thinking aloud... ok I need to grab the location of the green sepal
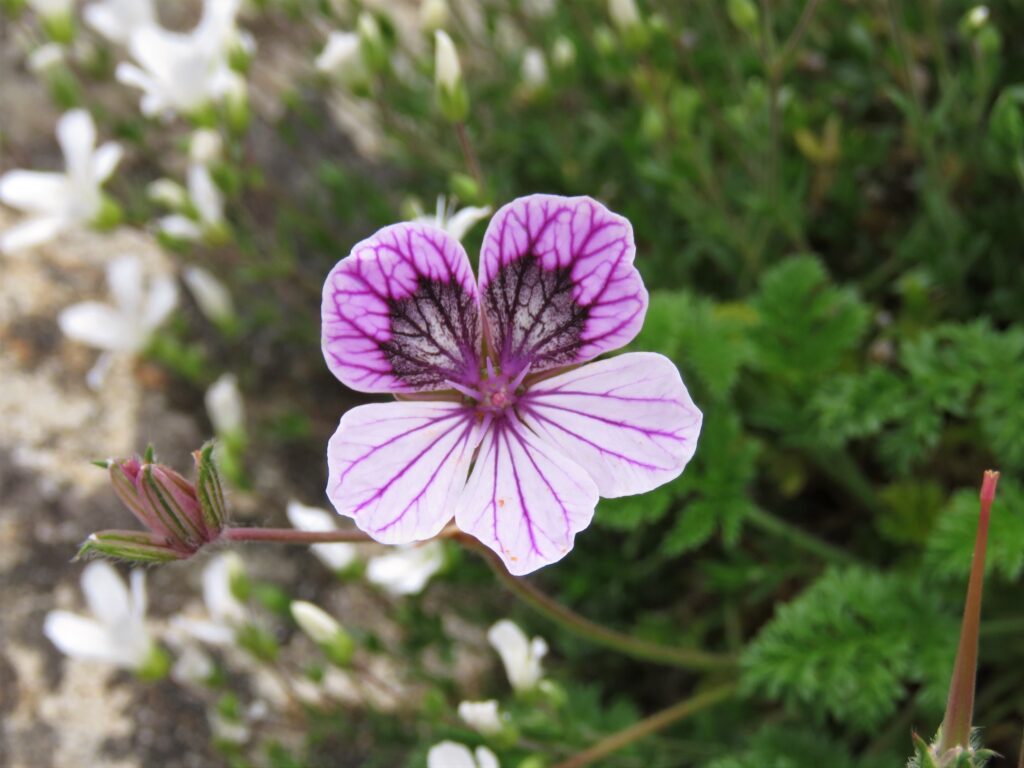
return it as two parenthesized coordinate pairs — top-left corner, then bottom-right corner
(194, 442), (228, 532)
(75, 530), (185, 564)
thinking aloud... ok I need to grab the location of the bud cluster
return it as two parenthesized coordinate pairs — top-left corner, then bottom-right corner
(78, 444), (229, 563)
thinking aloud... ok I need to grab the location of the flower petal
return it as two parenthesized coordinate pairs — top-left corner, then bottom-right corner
(365, 542), (444, 595)
(322, 223), (481, 393)
(58, 301), (140, 351)
(92, 141), (123, 184)
(286, 500), (359, 571)
(142, 274), (179, 330)
(57, 109), (97, 182)
(202, 553), (247, 627)
(0, 170), (68, 213)
(520, 352), (702, 497)
(0, 216), (66, 253)
(81, 561), (131, 628)
(187, 164), (223, 226)
(478, 194), (647, 377)
(456, 417), (599, 575)
(487, 619), (546, 691)
(327, 401), (479, 543)
(427, 742), (478, 768)
(106, 255), (144, 313)
(44, 611), (123, 665)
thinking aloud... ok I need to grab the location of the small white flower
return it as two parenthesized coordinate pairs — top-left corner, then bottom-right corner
(189, 129), (223, 165)
(315, 30), (366, 86)
(286, 500), (360, 572)
(520, 48), (548, 90)
(44, 561), (154, 670)
(413, 196), (491, 242)
(487, 619), (547, 693)
(0, 109), (122, 254)
(116, 0), (247, 119)
(59, 254), (178, 353)
(84, 0), (156, 45)
(419, 0), (449, 32)
(158, 164), (225, 241)
(366, 541), (444, 596)
(291, 601), (342, 645)
(609, 0), (642, 30)
(172, 552), (248, 646)
(434, 29), (461, 92)
(457, 700), (503, 736)
(183, 265), (234, 324)
(205, 373), (245, 436)
(427, 742), (500, 768)
(28, 42), (66, 73)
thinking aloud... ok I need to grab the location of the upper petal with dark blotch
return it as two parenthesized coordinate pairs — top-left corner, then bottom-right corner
(478, 194), (647, 376)
(327, 401), (481, 543)
(322, 223), (482, 393)
(455, 416), (599, 575)
(519, 352), (702, 498)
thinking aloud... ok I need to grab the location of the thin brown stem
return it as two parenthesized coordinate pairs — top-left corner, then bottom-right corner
(455, 122), (483, 188)
(776, 0), (823, 73)
(552, 684), (738, 768)
(462, 535), (736, 671)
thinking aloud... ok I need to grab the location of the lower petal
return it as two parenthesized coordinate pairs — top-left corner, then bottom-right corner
(0, 170), (67, 213)
(327, 401), (480, 544)
(519, 352), (702, 497)
(456, 418), (598, 575)
(58, 301), (140, 351)
(43, 612), (124, 666)
(0, 216), (66, 253)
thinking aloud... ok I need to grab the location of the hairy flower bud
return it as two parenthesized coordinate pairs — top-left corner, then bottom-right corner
(434, 30), (468, 122)
(80, 443), (228, 563)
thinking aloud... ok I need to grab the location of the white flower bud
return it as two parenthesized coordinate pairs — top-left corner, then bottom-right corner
(552, 36), (576, 68)
(608, 0), (642, 30)
(434, 29), (461, 92)
(457, 700), (503, 736)
(419, 0), (449, 32)
(967, 5), (989, 28)
(205, 373), (245, 436)
(291, 601), (342, 645)
(183, 266), (234, 324)
(147, 178), (188, 209)
(521, 48), (548, 89)
(28, 42), (66, 73)
(189, 129), (223, 165)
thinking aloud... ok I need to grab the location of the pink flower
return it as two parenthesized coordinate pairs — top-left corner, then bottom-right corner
(322, 194), (702, 575)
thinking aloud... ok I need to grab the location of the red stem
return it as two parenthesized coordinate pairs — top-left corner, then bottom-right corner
(939, 470), (1000, 750)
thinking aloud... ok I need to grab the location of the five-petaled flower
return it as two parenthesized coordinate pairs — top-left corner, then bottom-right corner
(322, 194), (702, 575)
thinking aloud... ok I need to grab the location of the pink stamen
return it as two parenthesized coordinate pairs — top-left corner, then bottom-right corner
(445, 379), (483, 400)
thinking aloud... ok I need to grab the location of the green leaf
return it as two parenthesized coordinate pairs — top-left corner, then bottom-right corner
(741, 567), (956, 732)
(750, 256), (870, 384)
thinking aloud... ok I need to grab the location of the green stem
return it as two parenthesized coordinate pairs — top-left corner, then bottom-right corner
(745, 505), (859, 566)
(551, 684), (738, 768)
(466, 537), (736, 671)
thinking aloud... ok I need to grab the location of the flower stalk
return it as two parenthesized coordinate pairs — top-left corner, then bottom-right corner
(552, 683), (737, 768)
(938, 470), (1000, 752)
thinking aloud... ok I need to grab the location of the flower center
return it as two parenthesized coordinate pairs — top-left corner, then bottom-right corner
(446, 361), (531, 416)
